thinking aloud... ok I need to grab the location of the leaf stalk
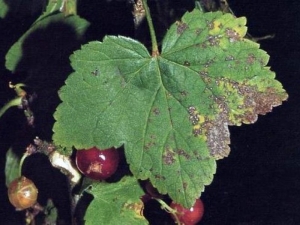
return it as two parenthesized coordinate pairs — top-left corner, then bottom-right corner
(141, 0), (159, 56)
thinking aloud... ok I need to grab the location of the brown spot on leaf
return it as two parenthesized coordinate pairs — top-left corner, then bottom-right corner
(225, 28), (241, 42)
(204, 58), (215, 68)
(225, 55), (235, 61)
(188, 106), (196, 114)
(144, 141), (156, 151)
(152, 107), (160, 115)
(243, 111), (258, 123)
(199, 70), (209, 77)
(183, 182), (188, 190)
(163, 148), (176, 165)
(155, 174), (166, 180)
(176, 149), (190, 160)
(188, 99), (230, 159)
(193, 151), (204, 161)
(193, 128), (202, 137)
(91, 68), (99, 76)
(189, 115), (199, 125)
(206, 112), (231, 159)
(254, 87), (288, 115)
(230, 81), (286, 124)
(176, 21), (188, 34)
(207, 35), (220, 46)
(184, 61), (190, 66)
(206, 20), (214, 30)
(246, 53), (256, 64)
(195, 28), (203, 35)
(180, 91), (188, 97)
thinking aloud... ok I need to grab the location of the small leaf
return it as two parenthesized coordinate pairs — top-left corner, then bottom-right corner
(0, 0), (8, 18)
(36, 0), (65, 20)
(53, 9), (287, 207)
(84, 176), (148, 225)
(5, 147), (20, 187)
(44, 199), (58, 225)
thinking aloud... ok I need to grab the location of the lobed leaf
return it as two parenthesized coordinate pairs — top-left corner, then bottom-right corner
(53, 9), (287, 207)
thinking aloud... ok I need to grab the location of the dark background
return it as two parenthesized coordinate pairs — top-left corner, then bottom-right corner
(0, 0), (299, 224)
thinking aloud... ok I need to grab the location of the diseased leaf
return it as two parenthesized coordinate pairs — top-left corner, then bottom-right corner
(53, 9), (287, 207)
(160, 10), (288, 158)
(84, 176), (147, 225)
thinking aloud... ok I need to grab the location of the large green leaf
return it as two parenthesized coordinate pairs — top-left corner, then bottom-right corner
(53, 9), (287, 207)
(84, 176), (147, 225)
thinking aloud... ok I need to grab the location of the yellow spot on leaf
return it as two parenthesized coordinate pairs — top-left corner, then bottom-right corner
(209, 20), (222, 35)
(123, 201), (144, 219)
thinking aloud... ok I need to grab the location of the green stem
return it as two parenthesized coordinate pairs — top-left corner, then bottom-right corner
(9, 82), (26, 97)
(155, 198), (181, 224)
(141, 0), (159, 56)
(19, 153), (29, 176)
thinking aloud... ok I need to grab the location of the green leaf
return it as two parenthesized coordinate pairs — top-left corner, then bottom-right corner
(53, 9), (287, 207)
(35, 0), (64, 20)
(44, 199), (58, 224)
(5, 11), (89, 72)
(5, 147), (20, 187)
(0, 1), (8, 18)
(84, 176), (148, 225)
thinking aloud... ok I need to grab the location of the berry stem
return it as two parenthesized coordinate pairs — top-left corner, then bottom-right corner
(19, 153), (29, 177)
(141, 0), (159, 56)
(154, 198), (181, 224)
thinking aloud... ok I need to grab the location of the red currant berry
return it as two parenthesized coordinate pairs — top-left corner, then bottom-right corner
(170, 199), (204, 225)
(8, 176), (38, 210)
(75, 147), (119, 180)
